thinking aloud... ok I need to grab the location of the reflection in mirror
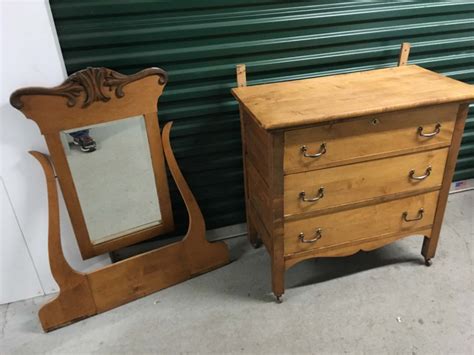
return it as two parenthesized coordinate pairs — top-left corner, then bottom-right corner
(61, 115), (162, 245)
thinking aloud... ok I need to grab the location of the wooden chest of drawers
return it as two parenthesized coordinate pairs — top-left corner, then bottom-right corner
(232, 65), (474, 301)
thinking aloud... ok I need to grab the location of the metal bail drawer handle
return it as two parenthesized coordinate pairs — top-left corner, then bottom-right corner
(402, 208), (424, 222)
(301, 143), (327, 158)
(299, 228), (323, 243)
(418, 123), (441, 138)
(409, 165), (432, 180)
(299, 187), (324, 202)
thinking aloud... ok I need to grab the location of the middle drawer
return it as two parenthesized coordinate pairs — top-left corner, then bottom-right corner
(284, 148), (448, 217)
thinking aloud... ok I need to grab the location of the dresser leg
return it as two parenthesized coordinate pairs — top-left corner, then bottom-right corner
(272, 258), (285, 303)
(420, 105), (470, 269)
(421, 236), (436, 265)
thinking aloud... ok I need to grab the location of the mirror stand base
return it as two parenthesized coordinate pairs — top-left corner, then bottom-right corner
(31, 121), (229, 332)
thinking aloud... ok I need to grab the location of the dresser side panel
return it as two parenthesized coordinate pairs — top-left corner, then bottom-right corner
(246, 159), (273, 234)
(422, 103), (470, 259)
(242, 109), (272, 187)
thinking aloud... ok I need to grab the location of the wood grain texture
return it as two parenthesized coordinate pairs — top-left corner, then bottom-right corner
(398, 42), (411, 66)
(284, 104), (457, 174)
(14, 75), (165, 134)
(285, 228), (432, 269)
(30, 122), (229, 332)
(284, 191), (439, 255)
(238, 102), (260, 247)
(12, 67), (174, 258)
(246, 159), (272, 231)
(235, 62), (474, 300)
(247, 201), (273, 253)
(161, 122), (229, 275)
(232, 65), (474, 130)
(43, 112), (175, 258)
(11, 67), (167, 111)
(236, 64), (247, 88)
(88, 242), (190, 312)
(30, 151), (97, 332)
(243, 108), (272, 186)
(269, 133), (285, 299)
(143, 111), (174, 233)
(284, 148), (448, 217)
(422, 104), (470, 261)
(235, 67), (258, 246)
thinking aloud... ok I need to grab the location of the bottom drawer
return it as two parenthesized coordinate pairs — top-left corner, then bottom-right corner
(284, 191), (439, 255)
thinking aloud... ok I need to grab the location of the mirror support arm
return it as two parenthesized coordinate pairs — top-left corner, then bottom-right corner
(29, 151), (97, 331)
(162, 122), (229, 275)
(30, 123), (229, 332)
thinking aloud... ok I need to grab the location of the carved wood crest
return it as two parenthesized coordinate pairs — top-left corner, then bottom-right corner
(10, 67), (168, 109)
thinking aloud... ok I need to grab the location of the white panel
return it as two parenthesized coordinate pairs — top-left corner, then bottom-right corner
(0, 179), (43, 304)
(0, 0), (110, 297)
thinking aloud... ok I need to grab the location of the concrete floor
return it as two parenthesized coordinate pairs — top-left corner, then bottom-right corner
(1, 191), (473, 354)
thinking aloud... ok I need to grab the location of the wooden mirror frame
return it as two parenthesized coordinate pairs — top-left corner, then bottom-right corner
(10, 67), (229, 331)
(10, 67), (174, 258)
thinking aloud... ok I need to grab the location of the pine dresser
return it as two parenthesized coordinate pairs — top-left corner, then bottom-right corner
(231, 65), (474, 302)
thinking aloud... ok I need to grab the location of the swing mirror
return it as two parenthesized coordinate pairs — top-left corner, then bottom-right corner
(60, 115), (163, 246)
(10, 67), (174, 259)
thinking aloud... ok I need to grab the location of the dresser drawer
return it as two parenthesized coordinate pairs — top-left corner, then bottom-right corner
(284, 191), (439, 255)
(284, 148), (448, 217)
(284, 104), (457, 174)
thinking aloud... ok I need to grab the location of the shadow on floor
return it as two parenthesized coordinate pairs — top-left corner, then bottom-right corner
(286, 241), (425, 290)
(213, 235), (427, 302)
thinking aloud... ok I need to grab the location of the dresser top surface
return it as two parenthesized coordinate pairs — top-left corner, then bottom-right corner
(232, 65), (474, 130)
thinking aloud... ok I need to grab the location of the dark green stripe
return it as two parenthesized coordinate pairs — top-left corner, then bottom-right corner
(50, 1), (474, 231)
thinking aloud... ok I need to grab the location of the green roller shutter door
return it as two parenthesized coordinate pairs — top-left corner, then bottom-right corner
(50, 0), (474, 231)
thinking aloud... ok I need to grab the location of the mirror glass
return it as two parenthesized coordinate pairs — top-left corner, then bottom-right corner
(61, 115), (162, 245)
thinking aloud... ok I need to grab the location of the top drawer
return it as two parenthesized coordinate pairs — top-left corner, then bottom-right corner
(284, 104), (458, 174)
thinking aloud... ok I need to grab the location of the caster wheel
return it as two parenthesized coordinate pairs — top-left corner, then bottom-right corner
(275, 295), (283, 304)
(424, 259), (432, 267)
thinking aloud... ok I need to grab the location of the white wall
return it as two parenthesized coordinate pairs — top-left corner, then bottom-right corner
(1, 0), (110, 304)
(0, 178), (43, 303)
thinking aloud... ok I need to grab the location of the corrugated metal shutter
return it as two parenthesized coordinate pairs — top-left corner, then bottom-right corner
(50, 0), (474, 231)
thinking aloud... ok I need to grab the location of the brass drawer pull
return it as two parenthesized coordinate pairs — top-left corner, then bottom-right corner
(301, 143), (327, 158)
(418, 123), (441, 138)
(402, 208), (424, 222)
(299, 187), (324, 202)
(299, 228), (322, 243)
(409, 166), (432, 180)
